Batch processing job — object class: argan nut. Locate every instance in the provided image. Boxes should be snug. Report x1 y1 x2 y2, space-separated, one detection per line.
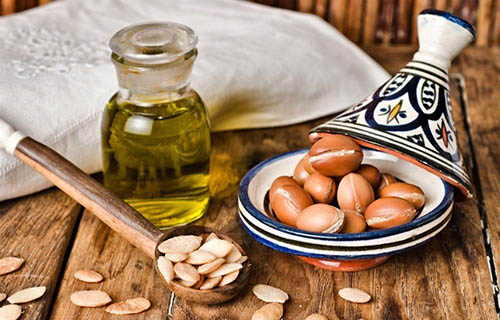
269 176 300 203
0 304 22 320
74 269 104 283
365 197 417 229
302 153 318 175
252 284 289 303
304 173 337 203
105 297 151 315
338 287 371 303
305 314 329 320
70 290 112 307
337 173 374 213
309 135 363 176
378 173 397 192
296 204 345 233
271 184 313 227
378 182 425 209
293 156 311 186
7 286 46 304
356 164 380 190
173 263 200 283
251 302 283 320
341 209 367 233
0 257 24 276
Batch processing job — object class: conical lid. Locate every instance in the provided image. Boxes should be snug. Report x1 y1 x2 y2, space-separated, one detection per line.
310 10 475 198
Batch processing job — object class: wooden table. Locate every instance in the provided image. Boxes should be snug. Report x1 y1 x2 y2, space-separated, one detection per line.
1 46 499 320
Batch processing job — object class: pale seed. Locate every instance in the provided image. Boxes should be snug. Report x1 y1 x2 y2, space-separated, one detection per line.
105 297 151 315
305 314 329 320
8 286 46 304
205 233 219 242
174 263 200 283
158 235 202 254
338 287 371 303
70 290 112 307
198 258 225 275
0 257 24 276
185 250 216 265
74 269 103 283
163 252 188 263
237 256 248 264
0 293 6 303
192 275 205 289
157 256 174 283
199 276 222 290
207 263 243 278
251 302 283 320
198 239 233 258
224 246 242 263
176 278 198 287
0 304 22 320
219 270 239 287
252 284 289 303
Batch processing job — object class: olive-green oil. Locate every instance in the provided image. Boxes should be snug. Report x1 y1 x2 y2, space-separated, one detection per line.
101 90 210 228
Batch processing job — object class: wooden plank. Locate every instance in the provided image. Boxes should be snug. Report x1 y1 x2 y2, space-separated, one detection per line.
375 0 397 45
298 0 314 13
362 0 380 44
395 0 413 43
476 0 493 46
0 189 81 319
315 0 329 19
491 0 500 46
345 0 364 43
330 0 348 32
50 209 172 319
410 0 432 44
277 0 297 10
169 46 497 319
454 46 500 312
0 0 15 15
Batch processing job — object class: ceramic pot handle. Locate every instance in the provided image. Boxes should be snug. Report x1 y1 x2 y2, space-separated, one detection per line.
413 9 476 70
0 117 162 259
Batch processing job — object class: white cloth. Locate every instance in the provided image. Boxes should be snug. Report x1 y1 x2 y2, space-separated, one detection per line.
0 0 389 201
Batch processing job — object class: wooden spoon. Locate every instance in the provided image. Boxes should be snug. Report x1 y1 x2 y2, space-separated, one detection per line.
0 118 250 304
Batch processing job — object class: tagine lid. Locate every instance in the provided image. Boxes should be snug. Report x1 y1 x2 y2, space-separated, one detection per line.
310 10 476 198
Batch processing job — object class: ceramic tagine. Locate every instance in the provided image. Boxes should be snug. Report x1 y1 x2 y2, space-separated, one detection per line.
310 9 475 199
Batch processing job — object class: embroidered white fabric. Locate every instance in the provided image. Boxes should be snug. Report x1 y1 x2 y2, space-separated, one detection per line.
0 0 389 201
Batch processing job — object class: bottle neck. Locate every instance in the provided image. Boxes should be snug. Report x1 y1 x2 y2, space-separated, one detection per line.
112 49 196 105
117 84 192 106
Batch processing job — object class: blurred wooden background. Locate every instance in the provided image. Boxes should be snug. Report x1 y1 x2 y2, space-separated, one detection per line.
0 0 499 46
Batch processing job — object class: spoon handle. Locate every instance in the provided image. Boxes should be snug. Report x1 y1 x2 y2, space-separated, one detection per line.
0 118 162 259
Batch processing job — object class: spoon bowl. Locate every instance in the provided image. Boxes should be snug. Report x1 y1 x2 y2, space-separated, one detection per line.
155 225 251 304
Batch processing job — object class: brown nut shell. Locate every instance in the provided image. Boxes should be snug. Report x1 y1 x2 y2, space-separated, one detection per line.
309 135 363 176
356 164 381 190
341 209 367 233
269 176 300 203
337 173 374 214
293 157 311 186
304 173 337 203
296 204 345 233
378 182 425 209
271 184 313 227
302 154 318 175
378 173 397 192
365 197 417 229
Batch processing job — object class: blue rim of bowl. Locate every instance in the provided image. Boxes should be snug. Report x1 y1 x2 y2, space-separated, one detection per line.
238 148 454 241
420 9 476 39
240 212 452 259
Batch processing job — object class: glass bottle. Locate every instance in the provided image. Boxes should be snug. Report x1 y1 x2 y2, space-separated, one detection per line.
102 23 210 229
